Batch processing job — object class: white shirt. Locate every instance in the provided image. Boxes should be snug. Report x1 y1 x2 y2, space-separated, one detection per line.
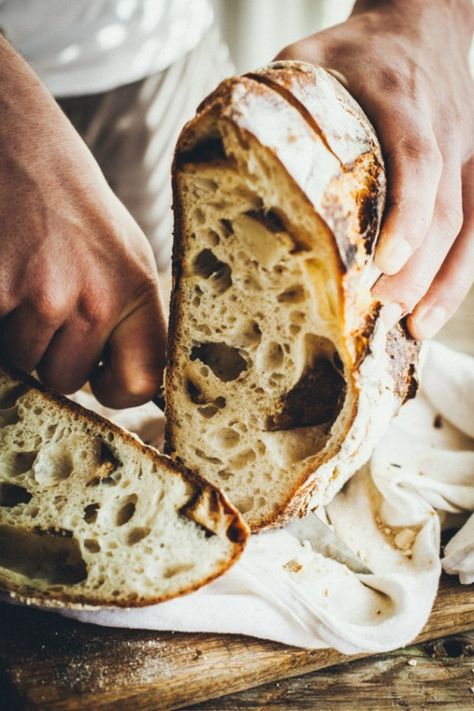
0 0 214 96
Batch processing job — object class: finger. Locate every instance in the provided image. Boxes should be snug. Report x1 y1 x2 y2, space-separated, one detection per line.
408 160 474 339
36 318 109 394
373 159 463 312
374 116 443 275
0 302 61 372
90 290 167 409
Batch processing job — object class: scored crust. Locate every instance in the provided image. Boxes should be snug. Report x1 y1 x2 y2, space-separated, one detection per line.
165 61 419 532
0 364 248 608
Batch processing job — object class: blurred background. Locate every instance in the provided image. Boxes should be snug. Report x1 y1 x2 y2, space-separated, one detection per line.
212 0 354 73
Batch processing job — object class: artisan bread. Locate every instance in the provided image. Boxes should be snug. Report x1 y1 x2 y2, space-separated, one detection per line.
165 61 419 532
0 366 248 608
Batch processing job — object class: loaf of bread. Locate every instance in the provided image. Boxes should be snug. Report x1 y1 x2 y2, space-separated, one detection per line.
0 366 248 608
165 61 420 532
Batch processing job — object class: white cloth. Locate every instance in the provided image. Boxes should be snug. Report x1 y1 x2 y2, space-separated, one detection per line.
0 0 213 96
58 341 474 653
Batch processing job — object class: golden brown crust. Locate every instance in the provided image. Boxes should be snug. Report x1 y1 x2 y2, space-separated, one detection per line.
246 62 386 269
0 362 249 608
385 321 421 403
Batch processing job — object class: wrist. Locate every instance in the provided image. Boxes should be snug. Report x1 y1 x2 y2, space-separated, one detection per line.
351 0 474 46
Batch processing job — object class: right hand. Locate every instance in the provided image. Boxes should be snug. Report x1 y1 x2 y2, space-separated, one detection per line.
0 37 167 408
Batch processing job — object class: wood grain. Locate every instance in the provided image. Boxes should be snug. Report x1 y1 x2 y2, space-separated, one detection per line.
0 575 473 711
188 632 474 710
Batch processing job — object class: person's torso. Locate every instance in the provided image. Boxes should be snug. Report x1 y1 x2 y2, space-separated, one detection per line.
0 0 213 96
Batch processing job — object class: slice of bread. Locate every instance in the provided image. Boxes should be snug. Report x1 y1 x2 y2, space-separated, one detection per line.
165 61 420 532
0 366 248 608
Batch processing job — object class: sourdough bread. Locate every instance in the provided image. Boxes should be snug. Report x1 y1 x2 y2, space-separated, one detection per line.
0 366 248 608
165 61 419 531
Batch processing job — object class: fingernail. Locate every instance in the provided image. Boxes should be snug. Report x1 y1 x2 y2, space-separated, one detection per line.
414 305 447 340
381 302 403 330
376 238 412 275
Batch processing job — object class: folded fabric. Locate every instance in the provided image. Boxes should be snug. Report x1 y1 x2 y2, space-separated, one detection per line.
55 340 474 653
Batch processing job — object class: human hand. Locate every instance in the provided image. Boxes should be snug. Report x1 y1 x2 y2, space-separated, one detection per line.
0 37 166 407
276 0 474 339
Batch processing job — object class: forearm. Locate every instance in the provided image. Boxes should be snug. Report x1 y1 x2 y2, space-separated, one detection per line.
351 0 474 48
0 35 101 192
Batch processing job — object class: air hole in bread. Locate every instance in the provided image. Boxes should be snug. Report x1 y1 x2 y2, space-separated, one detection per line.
83 503 100 523
205 229 220 247
234 319 262 347
0 383 27 409
193 177 218 193
192 249 232 294
220 219 233 237
197 404 219 418
259 341 284 371
290 310 306 324
163 563 194 579
116 495 137 526
218 469 233 481
195 324 212 336
127 527 150 545
0 450 37 477
46 423 58 438
179 136 226 164
194 448 223 465
33 447 72 484
266 340 346 431
229 449 256 470
278 285 306 303
190 343 247 382
233 496 254 515
84 539 101 553
0 525 87 584
186 379 206 405
0 483 32 507
245 208 286 233
213 428 240 450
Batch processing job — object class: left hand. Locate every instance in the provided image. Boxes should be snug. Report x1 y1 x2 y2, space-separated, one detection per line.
275 0 474 339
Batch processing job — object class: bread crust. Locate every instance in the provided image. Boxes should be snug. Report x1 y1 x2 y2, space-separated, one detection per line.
0 364 249 608
166 62 419 531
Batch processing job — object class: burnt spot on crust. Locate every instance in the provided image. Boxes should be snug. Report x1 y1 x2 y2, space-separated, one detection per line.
179 484 247 542
320 154 384 270
385 321 420 403
354 303 382 365
357 163 384 255
265 356 346 430
433 414 443 429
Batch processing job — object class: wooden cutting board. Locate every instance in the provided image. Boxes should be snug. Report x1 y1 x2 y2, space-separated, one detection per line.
0 575 473 711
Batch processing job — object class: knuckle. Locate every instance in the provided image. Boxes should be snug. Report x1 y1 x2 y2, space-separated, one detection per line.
77 291 114 330
34 290 68 326
436 204 464 239
402 279 430 312
122 370 160 403
37 366 85 395
377 66 405 93
399 132 442 171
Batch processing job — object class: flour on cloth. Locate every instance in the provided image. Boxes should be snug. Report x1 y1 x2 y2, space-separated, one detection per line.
44 342 474 652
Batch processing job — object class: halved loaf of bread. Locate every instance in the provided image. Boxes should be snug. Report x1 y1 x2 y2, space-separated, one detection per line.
0 366 248 608
165 61 420 532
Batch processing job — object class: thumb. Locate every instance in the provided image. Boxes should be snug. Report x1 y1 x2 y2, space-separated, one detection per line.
90 287 167 409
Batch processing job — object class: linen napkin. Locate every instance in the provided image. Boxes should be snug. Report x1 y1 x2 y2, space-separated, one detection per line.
57 340 473 653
